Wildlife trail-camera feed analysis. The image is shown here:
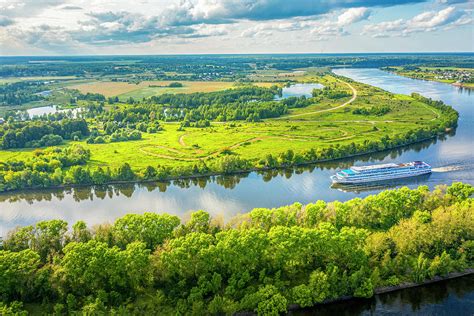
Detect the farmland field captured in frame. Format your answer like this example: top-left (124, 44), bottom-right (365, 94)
top-left (68, 80), bottom-right (275, 99)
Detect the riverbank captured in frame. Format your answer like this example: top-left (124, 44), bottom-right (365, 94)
top-left (1, 183), bottom-right (472, 315)
top-left (1, 74), bottom-right (457, 194)
top-left (381, 67), bottom-right (474, 89)
top-left (285, 269), bottom-right (474, 312)
top-left (0, 131), bottom-right (451, 195)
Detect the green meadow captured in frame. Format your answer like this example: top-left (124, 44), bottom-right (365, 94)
top-left (0, 74), bottom-right (443, 173)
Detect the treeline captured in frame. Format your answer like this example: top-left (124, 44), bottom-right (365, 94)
top-left (0, 81), bottom-right (46, 106)
top-left (0, 119), bottom-right (89, 149)
top-left (73, 92), bottom-right (106, 103)
top-left (0, 183), bottom-right (472, 314)
top-left (99, 99), bottom-right (289, 124)
top-left (411, 93), bottom-right (459, 129)
top-left (2, 54), bottom-right (473, 79)
top-left (146, 86), bottom-right (279, 107)
top-left (181, 101), bottom-right (288, 122)
top-left (0, 145), bottom-right (90, 191)
top-left (312, 86), bottom-right (352, 99)
top-left (97, 86), bottom-right (294, 123)
top-left (352, 105), bottom-right (391, 116)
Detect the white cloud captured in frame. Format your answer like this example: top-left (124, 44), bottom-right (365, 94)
top-left (0, 0), bottom-right (472, 54)
top-left (337, 7), bottom-right (371, 26)
top-left (241, 7), bottom-right (370, 41)
top-left (363, 6), bottom-right (472, 37)
top-left (0, 0), bottom-right (67, 18)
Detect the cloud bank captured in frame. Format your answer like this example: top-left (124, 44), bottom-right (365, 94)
top-left (0, 0), bottom-right (472, 54)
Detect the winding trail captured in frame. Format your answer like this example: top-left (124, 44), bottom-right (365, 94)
top-left (136, 80), bottom-right (400, 161)
top-left (178, 134), bottom-right (187, 146)
top-left (276, 80), bottom-right (358, 119)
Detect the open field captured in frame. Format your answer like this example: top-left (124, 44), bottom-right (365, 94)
top-left (0, 76), bottom-right (443, 172)
top-left (68, 80), bottom-right (275, 99)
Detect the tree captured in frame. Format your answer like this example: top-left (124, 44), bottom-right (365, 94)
top-left (115, 163), bottom-right (136, 181)
top-left (2, 226), bottom-right (34, 252)
top-left (112, 213), bottom-right (180, 249)
top-left (0, 249), bottom-right (41, 301)
top-left (33, 220), bottom-right (68, 262)
top-left (71, 221), bottom-right (92, 243)
top-left (143, 166), bottom-right (157, 180)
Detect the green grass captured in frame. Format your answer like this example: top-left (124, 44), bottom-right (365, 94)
top-left (0, 75), bottom-right (443, 173)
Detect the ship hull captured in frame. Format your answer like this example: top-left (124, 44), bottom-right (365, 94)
top-left (331, 169), bottom-right (432, 184)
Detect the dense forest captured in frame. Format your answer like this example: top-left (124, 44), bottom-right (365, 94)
top-left (0, 119), bottom-right (89, 149)
top-left (1, 183), bottom-right (472, 314)
top-left (0, 81), bottom-right (47, 106)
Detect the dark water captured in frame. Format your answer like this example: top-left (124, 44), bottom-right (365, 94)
top-left (291, 275), bottom-right (474, 316)
top-left (0, 69), bottom-right (473, 236)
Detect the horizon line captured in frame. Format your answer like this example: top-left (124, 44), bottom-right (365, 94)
top-left (1, 51), bottom-right (474, 58)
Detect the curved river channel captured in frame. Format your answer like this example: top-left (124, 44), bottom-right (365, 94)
top-left (0, 69), bottom-right (473, 236)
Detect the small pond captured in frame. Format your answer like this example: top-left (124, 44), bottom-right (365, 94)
top-left (26, 105), bottom-right (82, 118)
top-left (275, 83), bottom-right (323, 99)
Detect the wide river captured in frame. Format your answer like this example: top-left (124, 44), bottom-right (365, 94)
top-left (0, 69), bottom-right (473, 236)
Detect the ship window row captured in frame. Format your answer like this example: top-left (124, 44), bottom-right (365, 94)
top-left (342, 170), bottom-right (429, 179)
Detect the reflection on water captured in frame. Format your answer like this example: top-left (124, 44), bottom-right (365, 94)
top-left (0, 137), bottom-right (439, 207)
top-left (0, 69), bottom-right (473, 236)
top-left (291, 275), bottom-right (474, 316)
top-left (26, 105), bottom-right (82, 117)
top-left (275, 83), bottom-right (323, 99)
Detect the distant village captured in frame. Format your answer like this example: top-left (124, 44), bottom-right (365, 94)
top-left (431, 69), bottom-right (473, 83)
top-left (384, 66), bottom-right (474, 84)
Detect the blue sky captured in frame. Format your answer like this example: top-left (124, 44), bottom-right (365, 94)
top-left (0, 0), bottom-right (472, 55)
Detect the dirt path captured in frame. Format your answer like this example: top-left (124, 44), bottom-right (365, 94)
top-left (276, 80), bottom-right (357, 119)
top-left (139, 81), bottom-right (360, 161)
top-left (178, 134), bottom-right (187, 146)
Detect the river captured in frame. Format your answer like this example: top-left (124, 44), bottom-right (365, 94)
top-left (0, 69), bottom-right (473, 236)
top-left (292, 274), bottom-right (474, 315)
top-left (275, 83), bottom-right (323, 99)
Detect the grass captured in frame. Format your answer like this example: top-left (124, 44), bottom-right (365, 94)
top-left (0, 74), bottom-right (443, 173)
top-left (68, 80), bottom-right (274, 99)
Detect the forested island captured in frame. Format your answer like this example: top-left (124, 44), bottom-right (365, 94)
top-left (0, 183), bottom-right (472, 314)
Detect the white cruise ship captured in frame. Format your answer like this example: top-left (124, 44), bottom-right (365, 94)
top-left (331, 161), bottom-right (431, 184)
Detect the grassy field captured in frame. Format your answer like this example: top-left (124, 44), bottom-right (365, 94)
top-left (0, 74), bottom-right (443, 173)
top-left (68, 80), bottom-right (275, 99)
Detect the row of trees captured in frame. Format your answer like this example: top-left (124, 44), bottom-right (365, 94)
top-left (352, 105), bottom-right (391, 116)
top-left (146, 86), bottom-right (279, 107)
top-left (0, 81), bottom-right (46, 106)
top-left (0, 119), bottom-right (89, 149)
top-left (411, 93), bottom-right (459, 129)
top-left (0, 183), bottom-right (472, 314)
